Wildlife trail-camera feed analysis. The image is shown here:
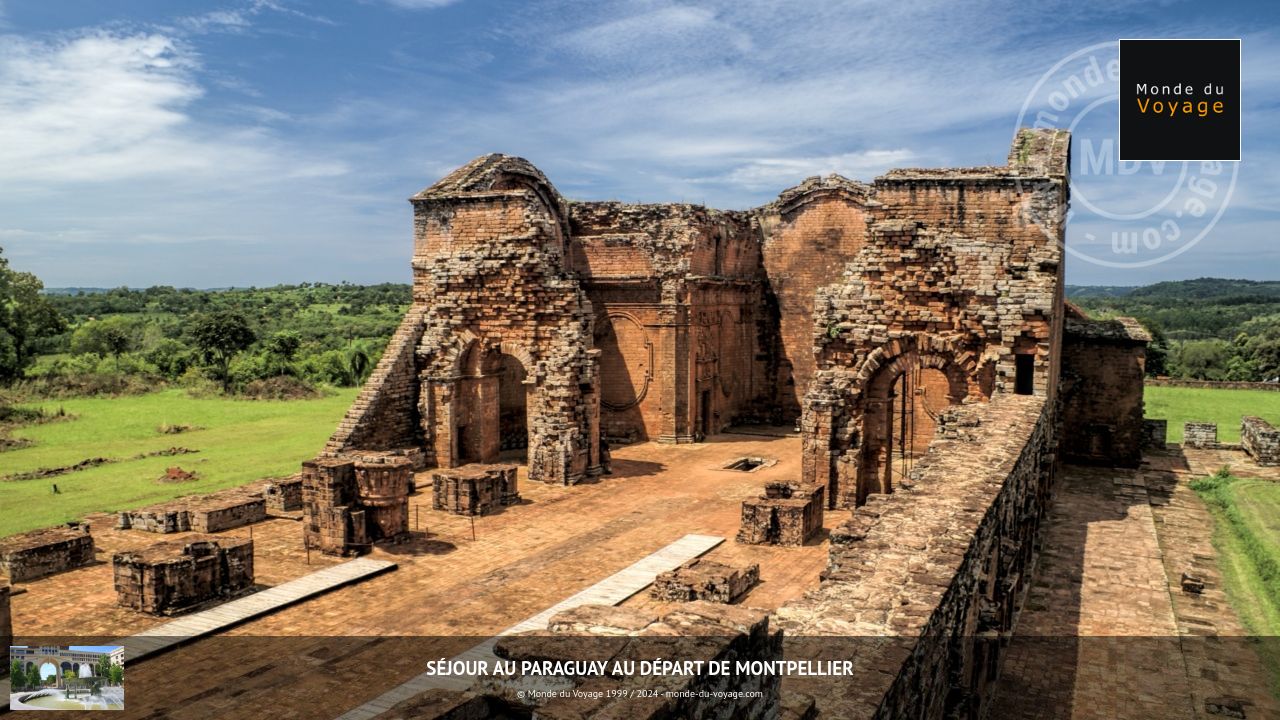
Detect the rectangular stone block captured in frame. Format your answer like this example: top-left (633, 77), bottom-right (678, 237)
top-left (1184, 422), bottom-right (1218, 449)
top-left (1241, 416), bottom-right (1280, 466)
top-left (113, 535), bottom-right (254, 615)
top-left (0, 524), bottom-right (95, 582)
top-left (650, 558), bottom-right (759, 603)
top-left (737, 482), bottom-right (824, 546)
top-left (431, 464), bottom-right (520, 516)
top-left (1142, 419), bottom-right (1168, 448)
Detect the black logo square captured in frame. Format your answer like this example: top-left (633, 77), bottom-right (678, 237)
top-left (1119, 39), bottom-right (1240, 161)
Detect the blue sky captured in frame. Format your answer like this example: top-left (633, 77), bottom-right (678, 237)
top-left (0, 0), bottom-right (1277, 288)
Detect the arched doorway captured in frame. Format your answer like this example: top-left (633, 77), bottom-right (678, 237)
top-left (452, 345), bottom-right (531, 466)
top-left (860, 355), bottom-right (968, 503)
top-left (495, 353), bottom-right (528, 461)
top-left (40, 661), bottom-right (58, 686)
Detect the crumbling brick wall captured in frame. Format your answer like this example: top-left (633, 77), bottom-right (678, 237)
top-left (0, 584), bottom-right (11, 667)
top-left (569, 202), bottom-right (771, 442)
top-left (737, 481), bottom-right (825, 546)
top-left (776, 394), bottom-right (1056, 720)
top-left (117, 491), bottom-right (265, 534)
top-left (756, 176), bottom-right (873, 421)
top-left (412, 156), bottom-right (600, 484)
top-left (431, 464), bottom-right (519, 516)
top-left (113, 536), bottom-right (254, 615)
top-left (1242, 416), bottom-right (1280, 465)
top-left (0, 524), bottom-right (95, 582)
top-left (801, 129), bottom-right (1069, 508)
top-left (302, 451), bottom-right (412, 555)
top-left (1060, 314), bottom-right (1150, 467)
top-left (1184, 422), bottom-right (1219, 448)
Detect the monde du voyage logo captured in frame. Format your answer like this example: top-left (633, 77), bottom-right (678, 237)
top-left (1017, 39), bottom-right (1241, 269)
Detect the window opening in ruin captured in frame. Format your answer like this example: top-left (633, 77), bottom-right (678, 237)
top-left (1014, 354), bottom-right (1035, 395)
top-left (497, 354), bottom-right (529, 461)
top-left (700, 389), bottom-right (713, 438)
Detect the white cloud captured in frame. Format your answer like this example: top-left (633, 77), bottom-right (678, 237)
top-left (381, 0), bottom-right (462, 9)
top-left (716, 150), bottom-right (916, 190)
top-left (0, 31), bottom-right (346, 186)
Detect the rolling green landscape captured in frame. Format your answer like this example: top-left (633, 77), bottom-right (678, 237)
top-left (0, 389), bottom-right (356, 537)
top-left (1145, 385), bottom-right (1280, 443)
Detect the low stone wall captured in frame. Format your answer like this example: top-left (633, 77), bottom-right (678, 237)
top-left (737, 481), bottom-right (824, 546)
top-left (193, 495), bottom-right (266, 533)
top-left (1142, 419), bottom-right (1168, 448)
top-left (1148, 378), bottom-right (1280, 391)
top-left (118, 493), bottom-right (265, 534)
top-left (263, 476), bottom-right (304, 511)
top-left (1184, 422), bottom-right (1219, 449)
top-left (113, 535), bottom-right (254, 615)
top-left (1242, 416), bottom-right (1280, 466)
top-left (650, 558), bottom-right (759, 603)
top-left (0, 524), bottom-right (96, 582)
top-left (431, 464), bottom-right (520, 516)
top-left (0, 584), bottom-right (11, 667)
top-left (775, 394), bottom-right (1055, 719)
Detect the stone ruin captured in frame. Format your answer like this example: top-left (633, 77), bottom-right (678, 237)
top-left (319, 129), bottom-right (1142, 513)
top-left (1144, 418), bottom-right (1169, 448)
top-left (116, 490), bottom-right (266, 534)
top-left (262, 476), bottom-right (304, 511)
top-left (1185, 422), bottom-right (1220, 449)
top-left (302, 452), bottom-right (412, 556)
top-left (113, 535), bottom-right (254, 615)
top-left (0, 523), bottom-right (95, 582)
top-left (650, 558), bottom-right (759, 604)
top-left (371, 602), bottom-right (795, 720)
top-left (1241, 416), bottom-right (1280, 466)
top-left (431, 463), bottom-right (520, 516)
top-left (0, 583), bottom-right (11, 664)
top-left (737, 481), bottom-right (825, 546)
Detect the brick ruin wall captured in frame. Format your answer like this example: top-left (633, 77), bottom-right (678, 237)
top-left (776, 394), bottom-right (1056, 719)
top-left (801, 129), bottom-right (1070, 508)
top-left (569, 202), bottom-right (771, 442)
top-left (302, 452), bottom-right (412, 555)
top-left (756, 176), bottom-right (873, 421)
top-left (1184, 422), bottom-right (1219, 448)
top-left (117, 491), bottom-right (266, 534)
top-left (113, 536), bottom-right (254, 615)
top-left (0, 524), bottom-right (95, 582)
top-left (1241, 416), bottom-right (1280, 466)
top-left (0, 584), bottom-right (10, 668)
top-left (1060, 316), bottom-right (1150, 467)
top-left (317, 131), bottom-right (1088, 509)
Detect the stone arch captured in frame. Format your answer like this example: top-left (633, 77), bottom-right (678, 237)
top-left (496, 342), bottom-right (536, 380)
top-left (858, 349), bottom-right (972, 502)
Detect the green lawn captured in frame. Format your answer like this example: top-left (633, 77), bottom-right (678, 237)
top-left (1145, 384), bottom-right (1280, 443)
top-left (1191, 472), bottom-right (1280, 697)
top-left (0, 388), bottom-right (357, 537)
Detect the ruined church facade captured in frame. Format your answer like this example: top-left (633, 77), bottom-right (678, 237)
top-left (320, 128), bottom-right (1147, 503)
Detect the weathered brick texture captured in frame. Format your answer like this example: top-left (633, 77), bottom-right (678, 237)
top-left (1242, 416), bottom-right (1280, 465)
top-left (737, 481), bottom-right (825, 546)
top-left (1060, 314), bottom-right (1150, 467)
top-left (777, 394), bottom-right (1057, 719)
top-left (302, 452), bottom-right (412, 555)
top-left (113, 535), bottom-right (254, 615)
top-left (431, 464), bottom-right (519, 516)
top-left (1184, 422), bottom-right (1219, 448)
top-left (650, 558), bottom-right (759, 603)
top-left (0, 524), bottom-right (95, 582)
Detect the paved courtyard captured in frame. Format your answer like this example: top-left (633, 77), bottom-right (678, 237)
top-left (9, 432), bottom-right (836, 719)
top-left (990, 448), bottom-right (1279, 719)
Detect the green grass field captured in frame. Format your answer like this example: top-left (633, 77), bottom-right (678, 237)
top-left (1191, 472), bottom-right (1280, 696)
top-left (1145, 385), bottom-right (1280, 443)
top-left (0, 388), bottom-right (357, 537)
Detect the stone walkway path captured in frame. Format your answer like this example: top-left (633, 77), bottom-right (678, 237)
top-left (990, 455), bottom-right (1279, 719)
top-left (119, 557), bottom-right (398, 663)
top-left (335, 534), bottom-right (723, 720)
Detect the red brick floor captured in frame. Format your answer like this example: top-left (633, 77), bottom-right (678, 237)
top-left (9, 433), bottom-right (838, 719)
top-left (990, 448), bottom-right (1280, 719)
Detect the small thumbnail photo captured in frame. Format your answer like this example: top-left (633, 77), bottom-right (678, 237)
top-left (9, 645), bottom-right (124, 711)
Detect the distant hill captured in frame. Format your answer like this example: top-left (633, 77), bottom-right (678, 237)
top-left (1064, 285), bottom-right (1139, 299)
top-left (1068, 277), bottom-right (1280, 343)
